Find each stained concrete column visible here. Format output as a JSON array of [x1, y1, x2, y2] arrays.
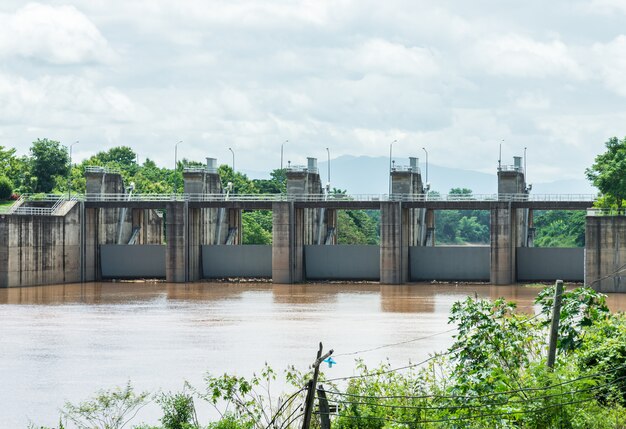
[[380, 201, 408, 284], [83, 207, 100, 281], [166, 202, 188, 283], [490, 205, 516, 285], [0, 217, 8, 287], [187, 207, 203, 281], [228, 208, 242, 244], [585, 215, 626, 292], [272, 202, 304, 283], [425, 209, 435, 246]]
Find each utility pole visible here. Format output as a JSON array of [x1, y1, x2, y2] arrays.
[[302, 343, 333, 429], [547, 279, 564, 369]]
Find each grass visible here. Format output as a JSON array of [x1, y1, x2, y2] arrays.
[[0, 200, 14, 212]]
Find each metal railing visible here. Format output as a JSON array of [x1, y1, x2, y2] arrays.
[[85, 166, 121, 174], [498, 165, 524, 172], [78, 193, 598, 203], [587, 208, 626, 216], [183, 167, 218, 174], [391, 165, 420, 174]]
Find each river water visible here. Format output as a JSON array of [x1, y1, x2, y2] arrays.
[[2, 282, 626, 427]]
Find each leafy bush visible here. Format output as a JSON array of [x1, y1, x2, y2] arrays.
[[156, 390, 199, 429], [0, 175, 12, 199]]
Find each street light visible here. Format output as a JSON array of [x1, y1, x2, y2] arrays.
[[389, 139, 397, 194], [326, 147, 331, 192], [174, 140, 182, 194], [281, 140, 288, 170], [68, 140, 78, 199], [228, 147, 235, 172], [422, 147, 429, 190]]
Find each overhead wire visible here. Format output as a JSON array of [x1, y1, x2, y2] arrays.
[[323, 361, 626, 401], [322, 375, 626, 412]]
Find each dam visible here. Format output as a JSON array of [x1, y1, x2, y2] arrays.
[[0, 155, 622, 292]]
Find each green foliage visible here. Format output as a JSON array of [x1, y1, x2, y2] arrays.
[[61, 381, 148, 429], [0, 175, 13, 199], [196, 363, 307, 429], [30, 138, 70, 193], [534, 210, 585, 247], [536, 286, 610, 353], [218, 165, 258, 194], [242, 211, 272, 244], [586, 136, 626, 208], [337, 210, 379, 245], [577, 313, 626, 405], [156, 390, 199, 429], [449, 297, 542, 396]]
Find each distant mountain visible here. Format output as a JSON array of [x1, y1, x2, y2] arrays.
[[243, 154, 597, 196]]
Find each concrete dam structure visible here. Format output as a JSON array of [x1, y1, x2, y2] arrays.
[[0, 156, 621, 292]]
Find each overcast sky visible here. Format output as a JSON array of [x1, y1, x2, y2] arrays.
[[0, 0, 625, 183]]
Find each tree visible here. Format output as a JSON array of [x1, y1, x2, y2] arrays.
[[586, 136, 626, 208], [30, 138, 69, 193], [0, 176, 12, 199]]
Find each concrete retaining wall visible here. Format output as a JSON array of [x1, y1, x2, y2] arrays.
[[100, 245, 166, 278], [0, 203, 81, 287], [304, 245, 380, 280], [202, 245, 272, 278], [517, 247, 583, 282], [586, 216, 626, 292], [410, 246, 490, 281]]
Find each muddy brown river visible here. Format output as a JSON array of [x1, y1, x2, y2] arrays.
[[2, 282, 626, 427]]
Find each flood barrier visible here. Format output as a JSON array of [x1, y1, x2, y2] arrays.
[[304, 245, 380, 280], [202, 245, 272, 278], [100, 245, 166, 278], [409, 246, 490, 281], [516, 247, 584, 281]]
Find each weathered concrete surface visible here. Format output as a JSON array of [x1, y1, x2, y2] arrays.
[[391, 158, 425, 247], [286, 160, 328, 245], [166, 202, 188, 282], [272, 202, 304, 283], [490, 207, 516, 285], [380, 202, 408, 284], [410, 246, 490, 281], [0, 202, 81, 287], [586, 216, 626, 292]]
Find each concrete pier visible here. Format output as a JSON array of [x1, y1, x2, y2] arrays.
[[272, 202, 304, 283], [380, 202, 409, 284], [166, 202, 188, 282], [585, 215, 626, 292]]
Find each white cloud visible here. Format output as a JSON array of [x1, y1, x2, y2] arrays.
[[0, 73, 139, 125], [586, 0, 626, 15], [591, 35, 626, 96], [470, 34, 585, 79], [0, 3, 113, 64], [514, 92, 551, 110], [349, 39, 440, 78]]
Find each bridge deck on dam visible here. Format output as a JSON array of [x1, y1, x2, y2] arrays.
[[77, 193, 596, 210]]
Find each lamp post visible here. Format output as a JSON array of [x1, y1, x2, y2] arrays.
[[281, 140, 288, 170], [229, 147, 235, 172], [174, 140, 182, 194], [389, 139, 397, 195], [422, 147, 429, 190], [326, 147, 331, 192], [68, 140, 78, 199]]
